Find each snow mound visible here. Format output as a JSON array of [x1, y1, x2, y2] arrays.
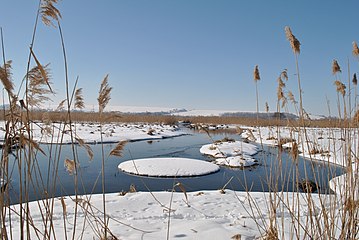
[[200, 141, 259, 168], [200, 141, 259, 158], [118, 158, 220, 177], [215, 155, 258, 168]]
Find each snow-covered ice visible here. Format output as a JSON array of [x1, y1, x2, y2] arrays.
[[118, 157, 220, 177]]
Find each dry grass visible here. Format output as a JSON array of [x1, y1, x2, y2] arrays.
[[0, 110, 352, 128]]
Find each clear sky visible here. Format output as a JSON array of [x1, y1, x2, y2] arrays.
[[0, 0, 358, 115]]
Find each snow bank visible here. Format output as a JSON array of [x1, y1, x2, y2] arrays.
[[118, 158, 220, 177]]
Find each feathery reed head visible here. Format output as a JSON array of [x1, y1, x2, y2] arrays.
[[353, 73, 358, 86], [27, 63, 53, 107], [56, 99, 66, 111], [332, 59, 341, 75], [291, 142, 299, 160], [277, 77, 285, 89], [109, 141, 127, 157], [353, 41, 359, 57], [280, 69, 288, 81], [75, 137, 94, 160], [74, 88, 85, 109], [30, 49, 53, 93], [334, 80, 346, 96], [0, 60, 14, 96], [64, 158, 76, 175], [253, 65, 260, 82], [41, 0, 62, 27], [288, 91, 297, 104], [98, 74, 112, 113], [285, 26, 301, 54]]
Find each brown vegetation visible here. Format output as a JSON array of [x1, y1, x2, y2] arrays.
[[0, 110, 350, 128]]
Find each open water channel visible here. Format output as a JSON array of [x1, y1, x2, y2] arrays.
[[5, 128, 345, 204]]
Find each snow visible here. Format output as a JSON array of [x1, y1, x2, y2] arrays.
[[118, 158, 220, 177], [0, 122, 186, 144], [5, 190, 344, 239], [240, 126, 358, 202], [215, 156, 258, 168], [200, 140, 259, 167], [3, 123, 357, 239]]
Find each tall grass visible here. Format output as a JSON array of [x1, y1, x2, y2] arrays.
[[0, 1, 358, 239]]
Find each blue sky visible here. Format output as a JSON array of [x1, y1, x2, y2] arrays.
[[0, 0, 358, 115]]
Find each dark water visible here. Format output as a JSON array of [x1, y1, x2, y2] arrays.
[[4, 129, 345, 204]]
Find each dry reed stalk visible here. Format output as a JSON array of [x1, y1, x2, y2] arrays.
[[97, 74, 113, 239]]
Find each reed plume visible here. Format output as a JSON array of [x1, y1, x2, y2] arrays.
[[334, 80, 346, 97], [56, 99, 66, 111], [74, 88, 85, 110], [64, 158, 76, 175], [41, 0, 62, 27], [277, 70, 288, 107], [288, 91, 297, 104], [253, 65, 260, 82], [332, 59, 341, 75], [285, 26, 300, 54], [30, 49, 53, 93], [353, 41, 359, 57], [0, 60, 14, 95], [109, 141, 127, 157], [27, 63, 53, 107], [280, 69, 288, 81], [98, 74, 112, 113], [353, 73, 357, 86], [75, 137, 94, 160]]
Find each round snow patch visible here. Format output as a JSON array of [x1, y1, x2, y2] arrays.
[[118, 158, 220, 177]]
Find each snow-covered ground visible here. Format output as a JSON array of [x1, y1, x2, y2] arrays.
[[0, 121, 186, 144], [240, 126, 357, 167], [4, 123, 358, 239], [240, 125, 358, 203], [5, 190, 344, 239]]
